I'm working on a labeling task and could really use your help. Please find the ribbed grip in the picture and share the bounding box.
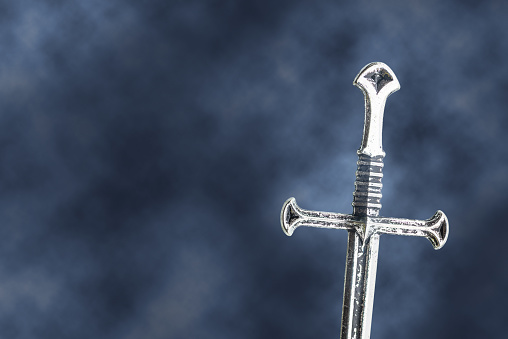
[352,154,384,217]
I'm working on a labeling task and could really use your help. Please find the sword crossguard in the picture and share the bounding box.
[281,198,449,250]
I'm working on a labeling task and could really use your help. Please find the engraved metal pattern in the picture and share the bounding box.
[281,198,448,249]
[280,62,449,339]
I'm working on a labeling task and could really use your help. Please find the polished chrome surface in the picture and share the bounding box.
[280,62,449,339]
[354,62,399,159]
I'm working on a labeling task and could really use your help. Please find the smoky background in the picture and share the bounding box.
[0,0,504,338]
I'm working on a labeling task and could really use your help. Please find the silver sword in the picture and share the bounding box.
[280,62,449,339]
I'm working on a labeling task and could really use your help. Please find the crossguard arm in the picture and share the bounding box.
[281,198,449,249]
[370,211,449,250]
[281,198,355,236]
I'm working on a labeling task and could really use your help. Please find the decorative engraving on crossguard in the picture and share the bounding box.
[281,197,449,249]
[279,62,449,339]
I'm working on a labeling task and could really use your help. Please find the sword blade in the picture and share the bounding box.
[341,230,379,339]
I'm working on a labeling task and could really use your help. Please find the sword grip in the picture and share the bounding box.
[352,154,384,217]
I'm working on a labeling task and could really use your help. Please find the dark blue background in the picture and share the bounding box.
[0,1,505,338]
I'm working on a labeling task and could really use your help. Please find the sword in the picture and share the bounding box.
[280,62,449,339]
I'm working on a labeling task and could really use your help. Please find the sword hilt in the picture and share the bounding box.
[352,154,384,217]
[352,62,399,218]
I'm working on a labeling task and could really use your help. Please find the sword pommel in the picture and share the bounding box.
[353,62,400,158]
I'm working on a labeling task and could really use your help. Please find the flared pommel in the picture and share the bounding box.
[353,62,400,158]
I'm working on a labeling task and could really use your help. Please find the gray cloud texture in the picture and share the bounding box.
[0,0,505,338]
